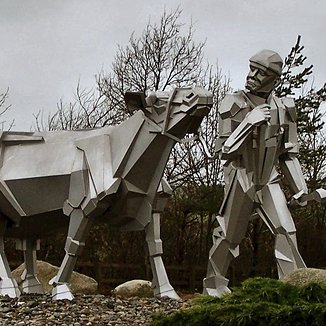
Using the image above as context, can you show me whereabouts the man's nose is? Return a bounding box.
[248,68,259,77]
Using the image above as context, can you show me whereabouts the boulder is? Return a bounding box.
[12,260,98,294]
[113,280,153,298]
[281,268,326,287]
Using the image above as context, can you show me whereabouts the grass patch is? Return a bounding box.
[150,277,326,326]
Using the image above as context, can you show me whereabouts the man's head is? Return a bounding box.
[245,49,283,98]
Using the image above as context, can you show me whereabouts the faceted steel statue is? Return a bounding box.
[0,87,212,300]
[203,49,310,297]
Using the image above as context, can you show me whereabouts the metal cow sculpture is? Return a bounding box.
[0,87,212,300]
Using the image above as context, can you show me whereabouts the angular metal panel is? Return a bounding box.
[0,87,212,300]
[204,51,308,297]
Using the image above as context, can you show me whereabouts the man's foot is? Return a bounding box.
[203,275,231,297]
[52,283,74,300]
[203,285,231,297]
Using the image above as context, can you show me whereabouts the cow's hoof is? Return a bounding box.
[52,283,74,300]
[0,278,21,298]
[22,276,44,294]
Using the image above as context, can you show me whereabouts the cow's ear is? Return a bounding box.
[124,92,147,113]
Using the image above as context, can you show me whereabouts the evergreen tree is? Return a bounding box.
[276,35,326,189]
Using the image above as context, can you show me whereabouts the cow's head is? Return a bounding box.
[124,87,213,141]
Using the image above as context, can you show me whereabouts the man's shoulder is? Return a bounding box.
[220,91,246,118]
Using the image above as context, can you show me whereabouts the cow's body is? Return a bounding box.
[2,113,172,235]
[0,87,212,300]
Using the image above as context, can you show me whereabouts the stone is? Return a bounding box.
[281,268,326,287]
[113,280,153,298]
[12,260,98,294]
[0,294,189,324]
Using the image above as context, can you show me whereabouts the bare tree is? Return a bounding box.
[97,7,206,121]
[0,88,14,130]
[38,7,207,131]
[32,8,230,278]
[34,80,129,131]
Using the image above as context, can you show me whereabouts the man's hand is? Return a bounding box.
[221,104,271,156]
[289,188,326,207]
[288,190,308,207]
[246,104,271,126]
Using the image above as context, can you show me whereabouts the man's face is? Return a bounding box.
[245,62,279,97]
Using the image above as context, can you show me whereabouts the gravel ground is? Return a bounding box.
[0,294,190,325]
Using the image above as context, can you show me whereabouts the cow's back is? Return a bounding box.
[0,127,112,220]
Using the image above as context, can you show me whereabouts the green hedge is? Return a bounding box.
[151,278,326,326]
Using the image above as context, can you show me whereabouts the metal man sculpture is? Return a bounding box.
[203,49,308,297]
[0,87,212,300]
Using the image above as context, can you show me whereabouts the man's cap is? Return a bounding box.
[249,49,283,76]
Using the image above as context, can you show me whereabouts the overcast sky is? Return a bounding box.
[1,0,325,130]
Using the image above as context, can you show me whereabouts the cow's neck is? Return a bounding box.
[110,111,176,194]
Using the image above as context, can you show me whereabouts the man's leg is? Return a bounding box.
[204,168,255,297]
[257,183,306,278]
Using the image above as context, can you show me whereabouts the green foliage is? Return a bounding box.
[150,278,326,326]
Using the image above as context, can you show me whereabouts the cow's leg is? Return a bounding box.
[0,218,20,298]
[16,239,43,294]
[145,212,180,300]
[50,208,92,300]
[49,149,93,300]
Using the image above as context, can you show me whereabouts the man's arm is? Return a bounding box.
[279,97,308,202]
[222,105,270,156]
[279,154,308,197]
[216,93,271,160]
